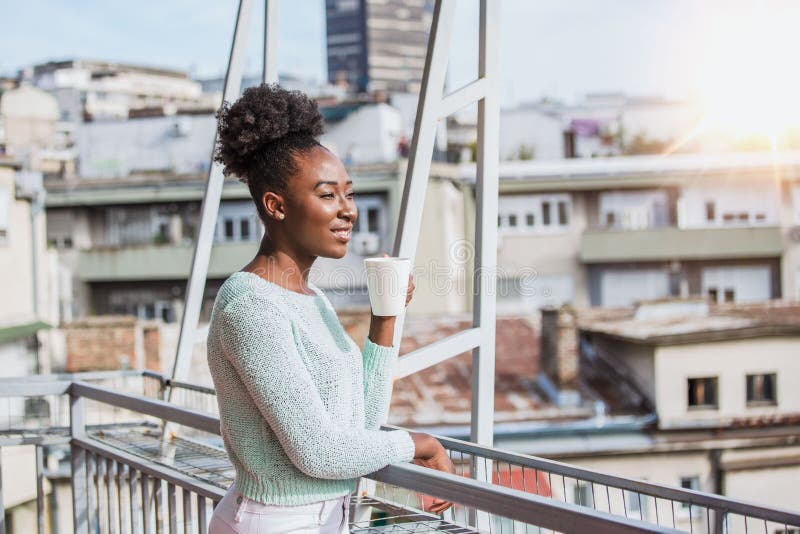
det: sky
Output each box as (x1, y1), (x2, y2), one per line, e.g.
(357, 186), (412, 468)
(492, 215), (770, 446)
(2, 0), (800, 107)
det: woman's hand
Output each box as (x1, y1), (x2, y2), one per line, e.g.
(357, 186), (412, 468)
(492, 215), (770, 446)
(409, 432), (456, 514)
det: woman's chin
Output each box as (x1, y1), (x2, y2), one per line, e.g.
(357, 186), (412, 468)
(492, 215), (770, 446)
(322, 245), (349, 259)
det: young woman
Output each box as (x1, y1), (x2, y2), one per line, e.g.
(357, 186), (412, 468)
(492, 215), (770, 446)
(206, 84), (456, 533)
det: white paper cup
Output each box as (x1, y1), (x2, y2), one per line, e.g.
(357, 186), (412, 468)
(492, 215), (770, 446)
(364, 257), (411, 316)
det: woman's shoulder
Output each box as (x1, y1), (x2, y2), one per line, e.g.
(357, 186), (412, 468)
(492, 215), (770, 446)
(214, 272), (284, 317)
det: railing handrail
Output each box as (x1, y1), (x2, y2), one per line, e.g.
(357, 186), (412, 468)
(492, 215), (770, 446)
(383, 423), (800, 526)
(3, 374), (799, 529)
(373, 462), (679, 533)
(69, 381), (221, 436)
(63, 382), (674, 531)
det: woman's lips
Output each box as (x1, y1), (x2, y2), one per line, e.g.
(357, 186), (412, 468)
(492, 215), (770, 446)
(331, 229), (351, 242)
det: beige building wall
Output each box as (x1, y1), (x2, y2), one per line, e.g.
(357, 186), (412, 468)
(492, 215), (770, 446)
(781, 181), (800, 300)
(0, 166), (48, 326)
(495, 191), (590, 308)
(1, 445), (40, 533)
(561, 445), (800, 533)
(654, 336), (800, 428)
(721, 445), (800, 514)
(566, 451), (712, 532)
(407, 177), (471, 316)
(0, 85), (59, 153)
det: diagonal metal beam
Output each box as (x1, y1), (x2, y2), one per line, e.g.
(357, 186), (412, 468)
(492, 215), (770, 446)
(263, 0), (279, 84)
(169, 0), (255, 393)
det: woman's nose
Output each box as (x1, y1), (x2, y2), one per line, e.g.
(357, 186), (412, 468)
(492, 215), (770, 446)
(339, 199), (356, 221)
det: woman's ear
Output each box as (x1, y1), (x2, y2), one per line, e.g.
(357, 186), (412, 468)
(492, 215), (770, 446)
(262, 191), (286, 221)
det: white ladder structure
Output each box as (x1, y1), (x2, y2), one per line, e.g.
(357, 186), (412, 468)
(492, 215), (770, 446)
(168, 0), (500, 527)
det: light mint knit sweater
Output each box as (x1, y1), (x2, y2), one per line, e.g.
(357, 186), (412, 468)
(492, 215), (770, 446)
(206, 271), (416, 505)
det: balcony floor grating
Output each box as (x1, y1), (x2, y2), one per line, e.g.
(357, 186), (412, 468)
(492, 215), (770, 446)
(89, 427), (481, 533)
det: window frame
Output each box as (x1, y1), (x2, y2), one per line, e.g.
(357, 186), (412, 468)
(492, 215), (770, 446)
(498, 193), (571, 235)
(687, 376), (719, 410)
(746, 372), (777, 407)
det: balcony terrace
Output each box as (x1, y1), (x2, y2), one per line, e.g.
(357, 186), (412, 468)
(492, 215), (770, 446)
(580, 226), (783, 263)
(2, 371), (798, 534)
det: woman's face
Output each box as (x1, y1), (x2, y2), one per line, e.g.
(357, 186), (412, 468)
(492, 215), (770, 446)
(272, 146), (357, 260)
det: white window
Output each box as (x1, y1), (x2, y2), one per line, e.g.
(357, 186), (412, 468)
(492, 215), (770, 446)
(334, 0), (359, 11)
(0, 186), (9, 245)
(498, 193), (571, 235)
(216, 201), (260, 243)
(599, 190), (668, 230)
(679, 476), (700, 513)
(793, 184), (800, 224)
(796, 266), (800, 301)
(497, 274), (574, 313)
(572, 482), (594, 508)
(600, 268), (669, 307)
(701, 266), (771, 304)
(350, 196), (386, 256)
(624, 489), (649, 519)
(678, 184), (779, 228)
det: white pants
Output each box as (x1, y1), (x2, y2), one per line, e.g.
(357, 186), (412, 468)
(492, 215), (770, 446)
(208, 485), (351, 534)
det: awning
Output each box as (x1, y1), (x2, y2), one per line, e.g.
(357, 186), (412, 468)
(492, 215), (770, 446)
(0, 320), (52, 345)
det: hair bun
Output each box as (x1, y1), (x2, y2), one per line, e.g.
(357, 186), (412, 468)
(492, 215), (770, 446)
(214, 83), (325, 178)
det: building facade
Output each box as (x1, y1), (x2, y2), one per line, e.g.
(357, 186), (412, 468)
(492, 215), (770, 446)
(454, 152), (800, 313)
(326, 0), (434, 94)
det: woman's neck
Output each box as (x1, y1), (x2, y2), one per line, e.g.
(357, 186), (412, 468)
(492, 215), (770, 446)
(248, 235), (316, 294)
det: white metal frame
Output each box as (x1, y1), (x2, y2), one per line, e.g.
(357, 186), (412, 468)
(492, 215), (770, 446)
(168, 2), (501, 524)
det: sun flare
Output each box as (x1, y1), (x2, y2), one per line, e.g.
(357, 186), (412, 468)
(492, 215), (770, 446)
(697, 5), (800, 145)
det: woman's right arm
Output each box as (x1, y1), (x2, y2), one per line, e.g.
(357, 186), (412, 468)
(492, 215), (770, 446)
(218, 293), (416, 480)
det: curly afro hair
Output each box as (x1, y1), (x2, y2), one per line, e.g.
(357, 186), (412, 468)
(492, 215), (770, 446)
(214, 83), (326, 223)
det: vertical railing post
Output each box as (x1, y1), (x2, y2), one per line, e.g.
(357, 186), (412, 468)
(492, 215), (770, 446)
(0, 446), (5, 534)
(70, 389), (89, 534)
(36, 445), (45, 534)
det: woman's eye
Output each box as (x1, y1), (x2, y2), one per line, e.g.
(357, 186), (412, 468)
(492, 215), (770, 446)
(321, 193), (334, 199)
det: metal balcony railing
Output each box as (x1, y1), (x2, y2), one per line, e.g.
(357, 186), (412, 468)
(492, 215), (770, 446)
(1, 370), (798, 534)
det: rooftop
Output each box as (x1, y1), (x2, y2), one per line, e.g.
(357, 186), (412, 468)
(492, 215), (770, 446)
(581, 299), (800, 345)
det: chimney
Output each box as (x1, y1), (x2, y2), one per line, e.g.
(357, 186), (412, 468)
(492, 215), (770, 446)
(540, 305), (578, 388)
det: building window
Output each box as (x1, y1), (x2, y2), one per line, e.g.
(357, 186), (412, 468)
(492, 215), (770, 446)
(705, 201), (715, 222)
(542, 202), (552, 225)
(679, 477), (700, 510)
(723, 288), (735, 302)
(224, 218), (235, 240)
(498, 193), (571, 235)
(572, 483), (593, 508)
(688, 377), (718, 409)
(558, 201), (569, 225)
(624, 489), (648, 518)
(240, 219), (251, 241)
(0, 185), (8, 246)
(367, 207), (380, 233)
(707, 288), (718, 303)
(746, 373), (777, 406)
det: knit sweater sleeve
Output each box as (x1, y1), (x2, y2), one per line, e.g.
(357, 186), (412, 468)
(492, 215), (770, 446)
(362, 336), (401, 431)
(218, 294), (416, 480)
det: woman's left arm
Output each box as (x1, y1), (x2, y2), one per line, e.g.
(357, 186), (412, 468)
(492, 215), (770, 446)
(362, 271), (414, 430)
(363, 316), (400, 430)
